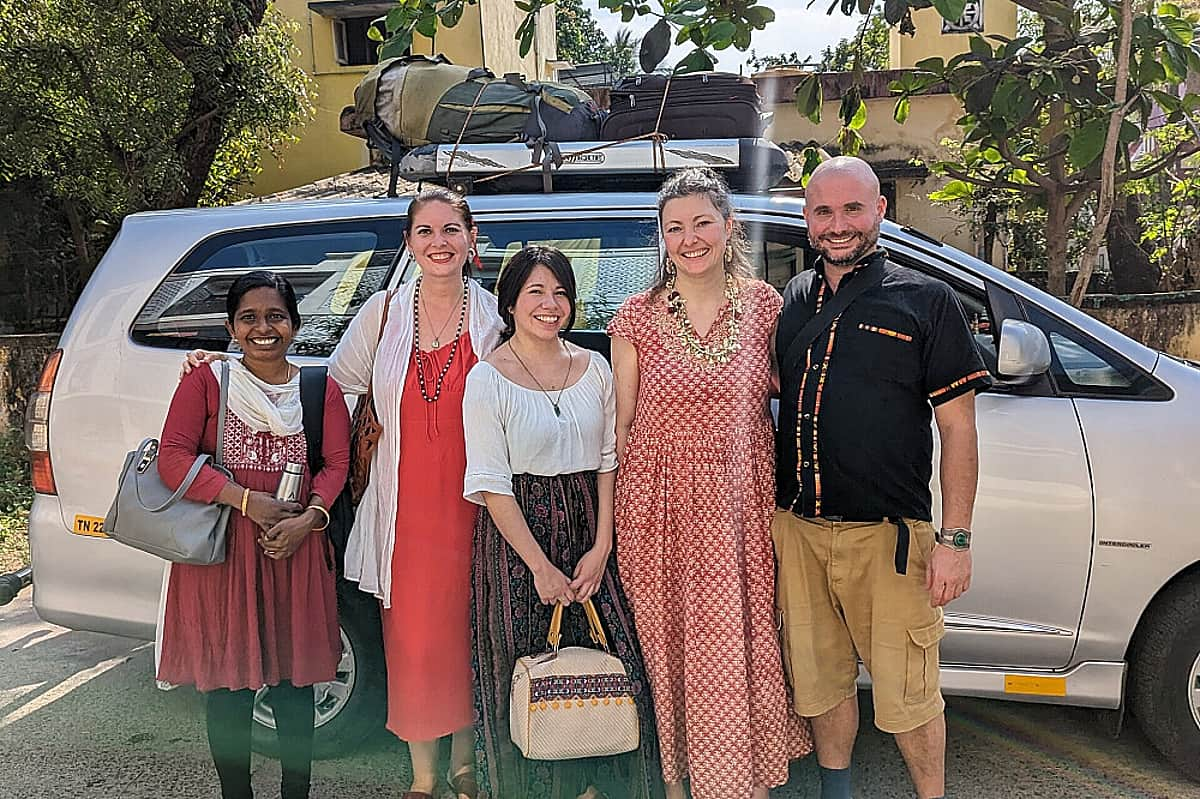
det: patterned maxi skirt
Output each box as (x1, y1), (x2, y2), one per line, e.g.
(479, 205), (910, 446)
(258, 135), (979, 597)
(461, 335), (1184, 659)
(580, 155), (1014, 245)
(471, 472), (664, 799)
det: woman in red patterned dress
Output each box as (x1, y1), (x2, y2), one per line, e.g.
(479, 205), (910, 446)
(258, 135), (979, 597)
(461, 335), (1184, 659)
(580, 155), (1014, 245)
(158, 271), (350, 799)
(607, 168), (813, 799)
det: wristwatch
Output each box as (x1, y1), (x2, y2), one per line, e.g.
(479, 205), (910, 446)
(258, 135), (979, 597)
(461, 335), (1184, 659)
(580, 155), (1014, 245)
(936, 527), (972, 551)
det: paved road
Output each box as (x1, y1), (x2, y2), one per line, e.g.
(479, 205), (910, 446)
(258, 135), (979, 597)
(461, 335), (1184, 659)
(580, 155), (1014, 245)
(1, 590), (1197, 799)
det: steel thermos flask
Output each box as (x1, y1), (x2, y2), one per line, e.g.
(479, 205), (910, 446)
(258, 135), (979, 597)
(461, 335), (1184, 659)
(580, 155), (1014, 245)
(275, 462), (304, 502)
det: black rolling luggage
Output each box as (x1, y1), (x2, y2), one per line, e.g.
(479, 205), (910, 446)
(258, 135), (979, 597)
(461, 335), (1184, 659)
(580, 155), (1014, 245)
(601, 72), (765, 141)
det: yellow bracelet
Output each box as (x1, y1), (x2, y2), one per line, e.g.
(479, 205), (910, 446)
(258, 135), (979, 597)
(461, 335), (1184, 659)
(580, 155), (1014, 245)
(240, 488), (250, 516)
(306, 504), (331, 532)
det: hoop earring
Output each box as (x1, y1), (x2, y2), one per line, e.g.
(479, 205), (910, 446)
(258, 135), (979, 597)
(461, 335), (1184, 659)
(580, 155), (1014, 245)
(468, 248), (476, 260)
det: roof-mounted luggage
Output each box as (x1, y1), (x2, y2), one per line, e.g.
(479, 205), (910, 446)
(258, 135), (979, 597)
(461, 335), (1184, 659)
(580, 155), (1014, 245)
(397, 137), (789, 195)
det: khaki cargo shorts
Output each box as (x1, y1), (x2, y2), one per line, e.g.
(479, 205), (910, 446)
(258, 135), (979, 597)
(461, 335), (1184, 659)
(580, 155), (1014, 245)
(771, 511), (945, 734)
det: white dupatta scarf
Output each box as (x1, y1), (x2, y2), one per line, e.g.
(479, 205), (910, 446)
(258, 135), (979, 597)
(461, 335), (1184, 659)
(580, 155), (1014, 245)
(214, 358), (303, 437)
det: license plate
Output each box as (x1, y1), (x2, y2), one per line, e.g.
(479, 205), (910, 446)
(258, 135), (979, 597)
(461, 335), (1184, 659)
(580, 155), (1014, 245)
(72, 515), (108, 537)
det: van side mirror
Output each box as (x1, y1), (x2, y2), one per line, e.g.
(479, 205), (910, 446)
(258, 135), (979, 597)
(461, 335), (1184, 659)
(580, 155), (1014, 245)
(997, 319), (1052, 383)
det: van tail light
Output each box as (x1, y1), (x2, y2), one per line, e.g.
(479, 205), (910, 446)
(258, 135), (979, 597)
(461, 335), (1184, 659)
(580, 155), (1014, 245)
(24, 349), (62, 495)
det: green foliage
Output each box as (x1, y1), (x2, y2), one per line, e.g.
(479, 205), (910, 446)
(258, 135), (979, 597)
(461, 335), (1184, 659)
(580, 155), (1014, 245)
(378, 0), (777, 74)
(1125, 124), (1200, 289)
(0, 428), (31, 572)
(0, 0), (314, 325)
(0, 0), (313, 215)
(893, 0), (1200, 294)
(554, 0), (612, 65)
(747, 14), (889, 73)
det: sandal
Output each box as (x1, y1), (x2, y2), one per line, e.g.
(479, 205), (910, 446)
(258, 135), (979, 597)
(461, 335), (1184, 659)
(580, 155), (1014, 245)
(446, 765), (479, 799)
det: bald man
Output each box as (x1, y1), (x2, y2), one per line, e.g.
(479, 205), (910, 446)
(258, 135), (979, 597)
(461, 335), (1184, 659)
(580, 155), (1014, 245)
(772, 157), (990, 799)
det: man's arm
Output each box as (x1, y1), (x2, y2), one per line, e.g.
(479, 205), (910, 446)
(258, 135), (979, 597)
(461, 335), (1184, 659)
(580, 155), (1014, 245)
(934, 389), (979, 530)
(927, 390), (979, 607)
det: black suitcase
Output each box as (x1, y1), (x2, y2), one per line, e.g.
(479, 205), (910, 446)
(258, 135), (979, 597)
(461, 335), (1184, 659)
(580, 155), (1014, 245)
(601, 72), (764, 141)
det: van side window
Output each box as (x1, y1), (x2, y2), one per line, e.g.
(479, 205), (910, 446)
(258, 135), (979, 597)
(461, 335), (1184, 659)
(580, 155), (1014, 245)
(131, 220), (402, 355)
(471, 218), (660, 331)
(1019, 301), (1172, 400)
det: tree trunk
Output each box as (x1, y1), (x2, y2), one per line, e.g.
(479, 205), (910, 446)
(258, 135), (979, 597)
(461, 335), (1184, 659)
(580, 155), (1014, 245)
(61, 198), (95, 283)
(1106, 195), (1160, 293)
(1069, 0), (1133, 306)
(1045, 191), (1069, 296)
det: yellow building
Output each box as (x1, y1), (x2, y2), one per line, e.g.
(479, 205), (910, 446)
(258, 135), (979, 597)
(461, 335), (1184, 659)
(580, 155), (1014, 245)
(251, 0), (557, 196)
(890, 0), (1018, 68)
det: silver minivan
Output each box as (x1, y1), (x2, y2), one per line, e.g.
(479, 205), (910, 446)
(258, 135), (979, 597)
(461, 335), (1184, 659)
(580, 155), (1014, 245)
(25, 186), (1200, 779)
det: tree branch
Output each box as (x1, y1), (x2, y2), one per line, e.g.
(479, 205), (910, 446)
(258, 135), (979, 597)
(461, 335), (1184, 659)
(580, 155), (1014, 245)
(994, 136), (1055, 193)
(941, 164), (1044, 196)
(1069, 0), (1132, 306)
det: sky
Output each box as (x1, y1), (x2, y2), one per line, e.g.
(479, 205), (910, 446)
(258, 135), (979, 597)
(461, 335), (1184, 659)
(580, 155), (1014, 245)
(582, 1), (863, 74)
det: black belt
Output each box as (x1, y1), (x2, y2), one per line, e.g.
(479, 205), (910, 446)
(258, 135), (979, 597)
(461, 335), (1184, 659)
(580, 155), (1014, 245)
(815, 515), (910, 576)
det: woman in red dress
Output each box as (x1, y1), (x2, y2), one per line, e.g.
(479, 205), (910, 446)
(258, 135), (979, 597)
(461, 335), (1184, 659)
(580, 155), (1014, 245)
(158, 271), (350, 799)
(328, 188), (504, 799)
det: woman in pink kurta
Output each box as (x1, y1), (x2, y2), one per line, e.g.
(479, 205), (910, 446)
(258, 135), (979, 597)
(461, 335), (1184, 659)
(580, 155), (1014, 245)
(158, 271), (350, 799)
(608, 168), (811, 799)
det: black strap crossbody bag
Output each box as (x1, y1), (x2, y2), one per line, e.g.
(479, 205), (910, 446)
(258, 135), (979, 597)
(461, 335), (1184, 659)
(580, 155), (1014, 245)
(780, 261), (913, 575)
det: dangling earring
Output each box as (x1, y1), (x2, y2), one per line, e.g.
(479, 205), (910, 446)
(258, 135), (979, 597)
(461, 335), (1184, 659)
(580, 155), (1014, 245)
(468, 247), (476, 260)
(724, 243), (734, 267)
(664, 255), (677, 277)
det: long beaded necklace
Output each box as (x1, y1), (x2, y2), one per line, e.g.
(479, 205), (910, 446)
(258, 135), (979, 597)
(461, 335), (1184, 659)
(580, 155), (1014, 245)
(413, 274), (468, 403)
(508, 338), (574, 417)
(665, 271), (742, 367)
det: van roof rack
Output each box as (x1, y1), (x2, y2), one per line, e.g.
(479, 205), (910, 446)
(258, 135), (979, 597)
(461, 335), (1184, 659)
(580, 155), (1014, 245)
(390, 137), (788, 197)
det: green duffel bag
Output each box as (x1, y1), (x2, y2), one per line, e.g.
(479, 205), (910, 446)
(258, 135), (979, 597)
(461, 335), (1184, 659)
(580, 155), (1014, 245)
(342, 53), (601, 147)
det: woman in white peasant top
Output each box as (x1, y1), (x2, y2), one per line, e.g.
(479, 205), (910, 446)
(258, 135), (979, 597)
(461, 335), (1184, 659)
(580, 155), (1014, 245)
(462, 245), (662, 799)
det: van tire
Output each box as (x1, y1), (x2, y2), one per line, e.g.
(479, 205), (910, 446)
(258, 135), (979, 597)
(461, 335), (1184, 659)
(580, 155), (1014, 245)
(1128, 577), (1200, 781)
(251, 581), (387, 760)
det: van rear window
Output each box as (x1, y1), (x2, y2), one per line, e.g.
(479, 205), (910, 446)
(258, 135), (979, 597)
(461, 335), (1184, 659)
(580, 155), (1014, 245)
(131, 220), (402, 355)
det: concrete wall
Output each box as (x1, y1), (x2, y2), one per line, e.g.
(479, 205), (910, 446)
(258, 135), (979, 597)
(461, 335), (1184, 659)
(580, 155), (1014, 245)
(1082, 292), (1200, 361)
(251, 0), (554, 197)
(890, 1), (1018, 69)
(0, 334), (59, 432)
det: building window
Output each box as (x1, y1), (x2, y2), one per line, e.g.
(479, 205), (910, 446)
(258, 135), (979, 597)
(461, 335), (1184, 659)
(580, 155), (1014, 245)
(334, 16), (382, 67)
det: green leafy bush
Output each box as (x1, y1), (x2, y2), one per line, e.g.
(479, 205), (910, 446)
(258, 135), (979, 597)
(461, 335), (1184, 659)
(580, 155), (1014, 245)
(0, 428), (31, 571)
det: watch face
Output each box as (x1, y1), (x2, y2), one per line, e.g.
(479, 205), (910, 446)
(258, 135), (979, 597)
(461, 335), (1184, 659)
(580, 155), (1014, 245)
(953, 530), (970, 548)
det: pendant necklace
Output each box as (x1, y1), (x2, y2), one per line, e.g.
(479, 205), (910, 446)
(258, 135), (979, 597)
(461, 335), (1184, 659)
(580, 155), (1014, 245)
(413, 275), (468, 403)
(509, 338), (573, 417)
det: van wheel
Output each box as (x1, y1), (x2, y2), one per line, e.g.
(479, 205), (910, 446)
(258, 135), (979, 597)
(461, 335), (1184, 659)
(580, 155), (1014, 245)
(1128, 577), (1200, 781)
(251, 583), (387, 760)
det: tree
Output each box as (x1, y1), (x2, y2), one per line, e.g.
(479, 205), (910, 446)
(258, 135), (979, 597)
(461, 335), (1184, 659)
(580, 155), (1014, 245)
(609, 27), (640, 79)
(817, 14), (890, 72)
(889, 0), (1200, 297)
(555, 0), (613, 65)
(553, 0), (638, 79)
(0, 0), (313, 310)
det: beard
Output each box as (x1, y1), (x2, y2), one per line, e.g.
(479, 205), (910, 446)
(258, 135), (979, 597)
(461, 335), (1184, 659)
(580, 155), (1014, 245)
(809, 223), (880, 267)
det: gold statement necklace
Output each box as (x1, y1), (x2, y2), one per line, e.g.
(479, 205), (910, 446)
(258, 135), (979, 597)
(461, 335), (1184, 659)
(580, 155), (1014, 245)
(665, 271), (742, 367)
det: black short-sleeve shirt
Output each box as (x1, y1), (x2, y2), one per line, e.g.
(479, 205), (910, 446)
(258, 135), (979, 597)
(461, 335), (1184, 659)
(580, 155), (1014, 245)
(775, 250), (991, 520)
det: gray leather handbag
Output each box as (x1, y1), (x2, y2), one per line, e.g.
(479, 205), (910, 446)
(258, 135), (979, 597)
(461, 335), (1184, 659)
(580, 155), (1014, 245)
(104, 363), (233, 565)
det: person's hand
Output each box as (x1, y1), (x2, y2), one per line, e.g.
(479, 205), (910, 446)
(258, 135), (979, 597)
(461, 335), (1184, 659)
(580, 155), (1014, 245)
(260, 511), (319, 560)
(244, 491), (303, 532)
(926, 545), (972, 607)
(533, 563), (576, 606)
(569, 544), (610, 602)
(179, 349), (225, 380)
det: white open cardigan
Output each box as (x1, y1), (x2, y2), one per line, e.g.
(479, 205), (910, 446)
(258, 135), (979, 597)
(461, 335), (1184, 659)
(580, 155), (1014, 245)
(328, 280), (503, 608)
